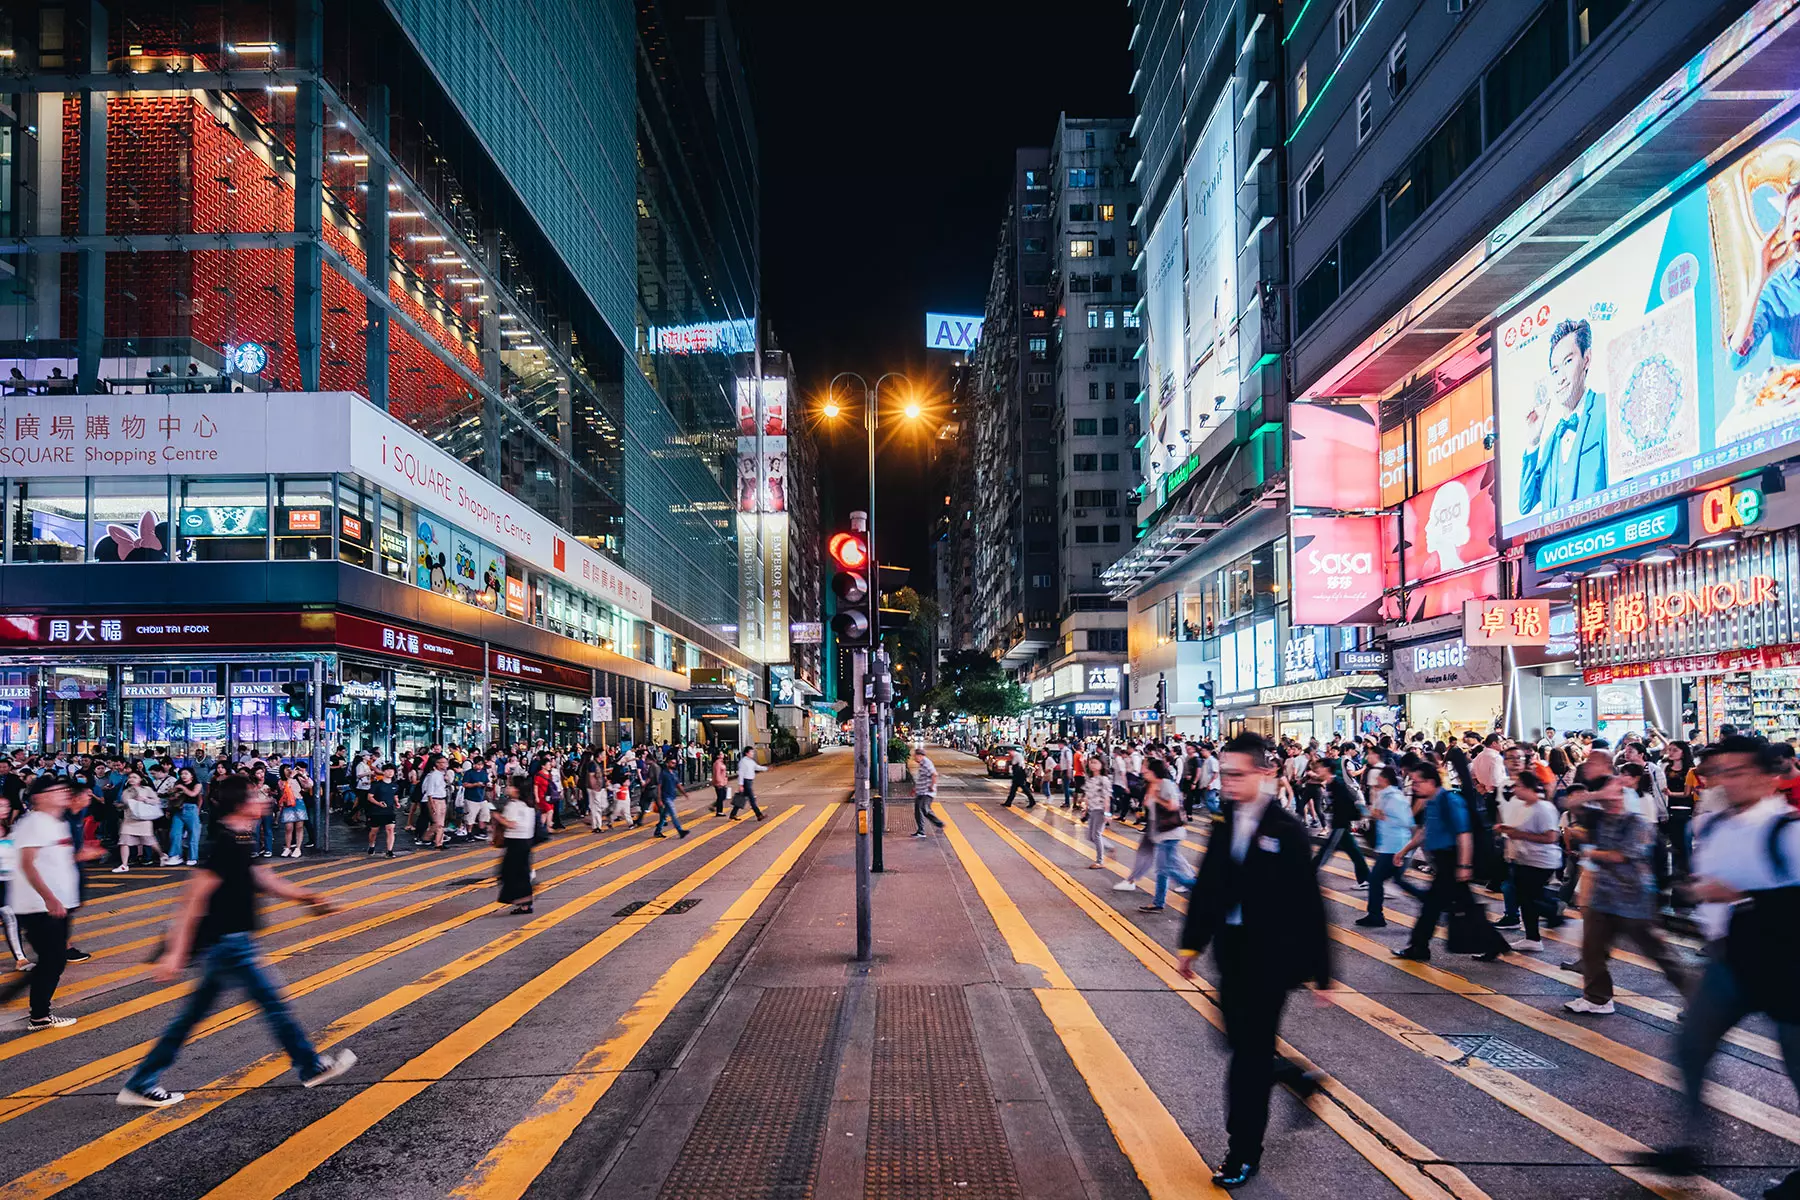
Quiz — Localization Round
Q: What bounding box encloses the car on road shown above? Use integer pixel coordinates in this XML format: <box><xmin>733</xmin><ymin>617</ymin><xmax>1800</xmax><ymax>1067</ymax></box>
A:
<box><xmin>984</xmin><ymin>745</ymin><xmax>1021</xmax><ymax>777</ymax></box>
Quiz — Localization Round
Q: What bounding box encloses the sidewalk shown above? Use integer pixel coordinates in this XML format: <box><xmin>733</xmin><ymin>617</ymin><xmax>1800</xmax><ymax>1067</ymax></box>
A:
<box><xmin>578</xmin><ymin>755</ymin><xmax>1133</xmax><ymax>1200</ymax></box>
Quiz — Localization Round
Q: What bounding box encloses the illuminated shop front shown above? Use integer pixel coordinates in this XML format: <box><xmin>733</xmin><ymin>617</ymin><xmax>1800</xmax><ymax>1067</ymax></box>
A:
<box><xmin>1388</xmin><ymin>632</ymin><xmax>1504</xmax><ymax>742</ymax></box>
<box><xmin>1576</xmin><ymin>525</ymin><xmax>1800</xmax><ymax>745</ymax></box>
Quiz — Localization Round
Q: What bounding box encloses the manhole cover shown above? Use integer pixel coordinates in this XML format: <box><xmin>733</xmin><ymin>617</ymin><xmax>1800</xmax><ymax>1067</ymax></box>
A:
<box><xmin>1443</xmin><ymin>1034</ymin><xmax>1555</xmax><ymax>1070</ymax></box>
<box><xmin>667</xmin><ymin>898</ymin><xmax>701</xmax><ymax>914</ymax></box>
<box><xmin>614</xmin><ymin>901</ymin><xmax>648</xmax><ymax>917</ymax></box>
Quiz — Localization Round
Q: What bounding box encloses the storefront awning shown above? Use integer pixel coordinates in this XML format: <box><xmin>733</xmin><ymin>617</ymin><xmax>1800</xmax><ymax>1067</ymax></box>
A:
<box><xmin>1338</xmin><ymin>687</ymin><xmax>1389</xmax><ymax>707</ymax></box>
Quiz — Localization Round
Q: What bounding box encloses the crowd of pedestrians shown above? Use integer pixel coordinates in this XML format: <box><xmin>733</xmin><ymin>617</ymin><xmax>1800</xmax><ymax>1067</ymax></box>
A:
<box><xmin>970</xmin><ymin>722</ymin><xmax>1800</xmax><ymax>1194</ymax></box>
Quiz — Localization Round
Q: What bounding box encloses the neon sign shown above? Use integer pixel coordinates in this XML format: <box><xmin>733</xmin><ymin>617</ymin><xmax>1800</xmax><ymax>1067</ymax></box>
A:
<box><xmin>1699</xmin><ymin>482</ymin><xmax>1763</xmax><ymax>535</ymax></box>
<box><xmin>1579</xmin><ymin>574</ymin><xmax>1779</xmax><ymax>640</ymax></box>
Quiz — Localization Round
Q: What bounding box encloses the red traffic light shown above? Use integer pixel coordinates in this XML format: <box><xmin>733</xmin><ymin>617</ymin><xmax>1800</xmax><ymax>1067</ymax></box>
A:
<box><xmin>829</xmin><ymin>531</ymin><xmax>869</xmax><ymax>571</ymax></box>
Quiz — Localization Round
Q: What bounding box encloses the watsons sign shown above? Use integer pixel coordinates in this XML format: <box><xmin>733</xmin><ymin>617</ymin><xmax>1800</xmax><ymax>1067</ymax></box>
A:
<box><xmin>1530</xmin><ymin>502</ymin><xmax>1684</xmax><ymax>573</ymax></box>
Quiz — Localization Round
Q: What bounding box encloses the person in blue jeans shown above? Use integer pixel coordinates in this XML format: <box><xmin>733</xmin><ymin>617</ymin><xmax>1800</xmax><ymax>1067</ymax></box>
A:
<box><xmin>1356</xmin><ymin>766</ymin><xmax>1423</xmax><ymax>927</ymax></box>
<box><xmin>163</xmin><ymin>767</ymin><xmax>205</xmax><ymax>866</ymax></box>
<box><xmin>116</xmin><ymin>775</ymin><xmax>356</xmax><ymax>1109</ymax></box>
<box><xmin>247</xmin><ymin>763</ymin><xmax>277</xmax><ymax>857</ymax></box>
<box><xmin>1140</xmin><ymin>758</ymin><xmax>1196</xmax><ymax>912</ymax></box>
<box><xmin>653</xmin><ymin>757</ymin><xmax>689</xmax><ymax>839</ymax></box>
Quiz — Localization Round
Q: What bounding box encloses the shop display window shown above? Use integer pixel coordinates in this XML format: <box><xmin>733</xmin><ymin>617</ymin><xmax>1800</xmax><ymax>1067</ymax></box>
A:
<box><xmin>379</xmin><ymin>499</ymin><xmax>409</xmax><ymax>580</ymax></box>
<box><xmin>178</xmin><ymin>477</ymin><xmax>269</xmax><ymax>561</ymax></box>
<box><xmin>91</xmin><ymin>478</ymin><xmax>171</xmax><ymax>562</ymax></box>
<box><xmin>275</xmin><ymin>477</ymin><xmax>334</xmax><ymax>560</ymax></box>
<box><xmin>337</xmin><ymin>480</ymin><xmax>375</xmax><ymax>570</ymax></box>
<box><xmin>9</xmin><ymin>479</ymin><xmax>87</xmax><ymax>563</ymax></box>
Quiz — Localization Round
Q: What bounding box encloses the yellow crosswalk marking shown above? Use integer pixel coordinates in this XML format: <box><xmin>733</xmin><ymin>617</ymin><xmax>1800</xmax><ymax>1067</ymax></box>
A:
<box><xmin>939</xmin><ymin>805</ymin><xmax>1223</xmax><ymax>1199</ymax></box>
<box><xmin>451</xmin><ymin>803</ymin><xmax>837</xmax><ymax>1200</ymax></box>
<box><xmin>0</xmin><ymin>813</ymin><xmax>750</xmax><ymax>1200</ymax></box>
<box><xmin>193</xmin><ymin>809</ymin><xmax>802</xmax><ymax>1200</ymax></box>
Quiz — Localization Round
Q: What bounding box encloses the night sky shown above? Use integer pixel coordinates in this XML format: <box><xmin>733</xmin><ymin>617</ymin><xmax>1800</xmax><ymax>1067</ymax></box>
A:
<box><xmin>737</xmin><ymin>2</ymin><xmax>1134</xmax><ymax>583</ymax></box>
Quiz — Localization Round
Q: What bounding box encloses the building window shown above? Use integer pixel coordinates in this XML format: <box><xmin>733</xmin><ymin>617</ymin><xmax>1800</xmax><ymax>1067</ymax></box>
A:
<box><xmin>1028</xmin><ymin>370</ymin><xmax>1052</xmax><ymax>388</ymax></box>
<box><xmin>1385</xmin><ymin>88</ymin><xmax>1481</xmax><ymax>243</ymax></box>
<box><xmin>1069</xmin><ymin>168</ymin><xmax>1097</xmax><ymax>188</ymax></box>
<box><xmin>1388</xmin><ymin>33</ymin><xmax>1408</xmax><ymax>96</ymax></box>
<box><xmin>1295</xmin><ymin>61</ymin><xmax>1309</xmax><ymax>114</ymax></box>
<box><xmin>1022</xmin><ymin>237</ymin><xmax>1046</xmax><ymax>253</ymax></box>
<box><xmin>1336</xmin><ymin>0</ymin><xmax>1361</xmax><ymax>53</ymax></box>
<box><xmin>1024</xmin><ymin>169</ymin><xmax>1047</xmax><ymax>190</ymax></box>
<box><xmin>1103</xmin><ymin>309</ymin><xmax>1117</xmax><ymax>328</ymax></box>
<box><xmin>1028</xmin><ymin>336</ymin><xmax>1049</xmax><ymax>359</ymax></box>
<box><xmin>1102</xmin><ymin>417</ymin><xmax>1119</xmax><ymax>435</ymax></box>
<box><xmin>1073</xmin><ymin>418</ymin><xmax>1098</xmax><ymax>435</ymax></box>
<box><xmin>1123</xmin><ymin>310</ymin><xmax>1140</xmax><ymax>328</ymax></box>
<box><xmin>1070</xmin><ymin>238</ymin><xmax>1096</xmax><ymax>258</ymax></box>
<box><xmin>1072</xmin><ymin>454</ymin><xmax>1099</xmax><ymax>472</ymax></box>
<box><xmin>1021</xmin><ymin>204</ymin><xmax>1049</xmax><ymax>221</ymax></box>
<box><xmin>1105</xmin><ymin>382</ymin><xmax>1118</xmax><ymax>399</ymax></box>
<box><xmin>1340</xmin><ymin>198</ymin><xmax>1383</xmax><ymax>290</ymax></box>
<box><xmin>1030</xmin><ymin>573</ymin><xmax>1053</xmax><ymax>588</ymax></box>
<box><xmin>1069</xmin><ymin>202</ymin><xmax>1095</xmax><ymax>221</ymax></box>
<box><xmin>1099</xmin><ymin>203</ymin><xmax>1116</xmax><ymax>222</ymax></box>
<box><xmin>1296</xmin><ymin>153</ymin><xmax>1325</xmax><ymax>221</ymax></box>
<box><xmin>1120</xmin><ymin>273</ymin><xmax>1137</xmax><ymax>295</ymax></box>
<box><xmin>1103</xmin><ymin>525</ymin><xmax>1121</xmax><ymax>543</ymax></box>
<box><xmin>1084</xmin><ymin>130</ymin><xmax>1096</xmax><ymax>148</ymax></box>
<box><xmin>1098</xmin><ymin>238</ymin><xmax>1115</xmax><ymax>256</ymax></box>
<box><xmin>1069</xmin><ymin>275</ymin><xmax>1092</xmax><ymax>292</ymax></box>
<box><xmin>1030</xmin><ymin>305</ymin><xmax>1047</xmax><ymax>319</ymax></box>
<box><xmin>1088</xmin><ymin>381</ymin><xmax>1100</xmax><ymax>399</ymax></box>
<box><xmin>1100</xmin><ymin>453</ymin><xmax>1120</xmax><ymax>471</ymax></box>
<box><xmin>1087</xmin><ymin>309</ymin><xmax>1100</xmax><ymax>328</ymax></box>
<box><xmin>1486</xmin><ymin>2</ymin><xmax>1572</xmax><ymax>144</ymax></box>
<box><xmin>1075</xmin><ymin>525</ymin><xmax>1099</xmax><ymax>544</ymax></box>
<box><xmin>1295</xmin><ymin>248</ymin><xmax>1341</xmax><ymax>335</ymax></box>
<box><xmin>1578</xmin><ymin>0</ymin><xmax>1632</xmax><ymax>48</ymax></box>
<box><xmin>1356</xmin><ymin>84</ymin><xmax>1373</xmax><ymax>143</ymax></box>
<box><xmin>1087</xmin><ymin>347</ymin><xmax>1118</xmax><ymax>365</ymax></box>
<box><xmin>1027</xmin><ymin>473</ymin><xmax>1050</xmax><ymax>486</ymax></box>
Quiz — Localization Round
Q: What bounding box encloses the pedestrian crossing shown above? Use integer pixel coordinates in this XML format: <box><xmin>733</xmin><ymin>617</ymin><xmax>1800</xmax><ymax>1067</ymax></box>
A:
<box><xmin>951</xmin><ymin>772</ymin><xmax>1798</xmax><ymax>1200</ymax></box>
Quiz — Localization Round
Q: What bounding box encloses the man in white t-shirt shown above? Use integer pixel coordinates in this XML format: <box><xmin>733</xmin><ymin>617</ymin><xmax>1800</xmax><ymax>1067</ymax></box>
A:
<box><xmin>0</xmin><ymin>777</ymin><xmax>99</xmax><ymax>1029</ymax></box>
<box><xmin>420</xmin><ymin>755</ymin><xmax>450</xmax><ymax>850</ymax></box>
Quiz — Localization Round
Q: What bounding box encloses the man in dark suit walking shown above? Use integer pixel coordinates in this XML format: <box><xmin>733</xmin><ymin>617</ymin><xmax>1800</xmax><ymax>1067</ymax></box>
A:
<box><xmin>1177</xmin><ymin>731</ymin><xmax>1332</xmax><ymax>1188</ymax></box>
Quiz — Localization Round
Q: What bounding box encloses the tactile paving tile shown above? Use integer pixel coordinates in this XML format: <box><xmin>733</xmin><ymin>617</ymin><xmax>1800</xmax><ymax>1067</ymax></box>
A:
<box><xmin>866</xmin><ymin>985</ymin><xmax>1024</xmax><ymax>1199</ymax></box>
<box><xmin>658</xmin><ymin>986</ymin><xmax>845</xmax><ymax>1200</ymax></box>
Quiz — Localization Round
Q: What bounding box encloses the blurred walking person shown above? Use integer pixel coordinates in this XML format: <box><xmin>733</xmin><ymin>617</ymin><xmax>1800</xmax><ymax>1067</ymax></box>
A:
<box><xmin>495</xmin><ymin>779</ymin><xmax>536</xmax><ymax>915</ymax></box>
<box><xmin>911</xmin><ymin>746</ymin><xmax>944</xmax><ymax>837</ymax></box>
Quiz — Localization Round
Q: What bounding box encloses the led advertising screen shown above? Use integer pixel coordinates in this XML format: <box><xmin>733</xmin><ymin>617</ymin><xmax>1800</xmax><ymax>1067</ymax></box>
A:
<box><xmin>1416</xmin><ymin>373</ymin><xmax>1495</xmax><ymax>493</ymax></box>
<box><xmin>1290</xmin><ymin>402</ymin><xmax>1380</xmax><ymax>510</ymax></box>
<box><xmin>1289</xmin><ymin>515</ymin><xmax>1391</xmax><ymax>625</ymax></box>
<box><xmin>1398</xmin><ymin>460</ymin><xmax>1498</xmax><ymax>584</ymax></box>
<box><xmin>1186</xmin><ymin>81</ymin><xmax>1239</xmax><ymax>416</ymax></box>
<box><xmin>925</xmin><ymin>313</ymin><xmax>983</xmax><ymax>351</ymax></box>
<box><xmin>1141</xmin><ymin>202</ymin><xmax>1186</xmax><ymax>508</ymax></box>
<box><xmin>1383</xmin><ymin>561</ymin><xmax>1501</xmax><ymax>623</ymax></box>
<box><xmin>1496</xmin><ymin>114</ymin><xmax>1800</xmax><ymax>541</ymax></box>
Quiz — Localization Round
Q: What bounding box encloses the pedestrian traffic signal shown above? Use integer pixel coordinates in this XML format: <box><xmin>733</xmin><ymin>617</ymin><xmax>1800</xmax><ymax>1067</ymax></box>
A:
<box><xmin>279</xmin><ymin>682</ymin><xmax>310</xmax><ymax>720</ymax></box>
<box><xmin>830</xmin><ymin>528</ymin><xmax>873</xmax><ymax>647</ymax></box>
<box><xmin>320</xmin><ymin>683</ymin><xmax>343</xmax><ymax>707</ymax></box>
<box><xmin>1199</xmin><ymin>679</ymin><xmax>1215</xmax><ymax>708</ymax></box>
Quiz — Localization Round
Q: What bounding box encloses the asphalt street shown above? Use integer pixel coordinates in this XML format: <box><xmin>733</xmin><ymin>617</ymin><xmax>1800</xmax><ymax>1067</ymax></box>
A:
<box><xmin>1</xmin><ymin>747</ymin><xmax>1795</xmax><ymax>1199</ymax></box>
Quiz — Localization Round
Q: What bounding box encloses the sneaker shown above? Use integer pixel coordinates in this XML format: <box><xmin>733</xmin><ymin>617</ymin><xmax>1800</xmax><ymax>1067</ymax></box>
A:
<box><xmin>1391</xmin><ymin>947</ymin><xmax>1430</xmax><ymax>962</ymax></box>
<box><xmin>367</xmin><ymin>846</ymin><xmax>376</xmax><ymax>855</ymax></box>
<box><xmin>386</xmin><ymin>850</ymin><xmax>395</xmax><ymax>858</ymax></box>
<box><xmin>301</xmin><ymin>1049</ymin><xmax>357</xmax><ymax>1088</ymax></box>
<box><xmin>63</xmin><ymin>948</ymin><xmax>92</xmax><ymax>963</ymax></box>
<box><xmin>1510</xmin><ymin>938</ymin><xmax>1544</xmax><ymax>953</ymax></box>
<box><xmin>911</xmin><ymin>832</ymin><xmax>928</xmax><ymax>838</ymax></box>
<box><xmin>1558</xmin><ymin>959</ymin><xmax>1580</xmax><ymax>971</ymax></box>
<box><xmin>1354</xmin><ymin>915</ymin><xmax>1388</xmax><ymax>928</ymax></box>
<box><xmin>161</xmin><ymin>855</ymin><xmax>181</xmax><ymax>867</ymax></box>
<box><xmin>677</xmin><ymin>828</ymin><xmax>689</xmax><ymax>838</ymax></box>
<box><xmin>117</xmin><ymin>1084</ymin><xmax>185</xmax><ymax>1108</ymax></box>
<box><xmin>111</xmin><ymin>864</ymin><xmax>129</xmax><ymax>874</ymax></box>
<box><xmin>1212</xmin><ymin>1159</ymin><xmax>1260</xmax><ymax>1189</ymax></box>
<box><xmin>1111</xmin><ymin>880</ymin><xmax>1137</xmax><ymax>892</ymax></box>
<box><xmin>1564</xmin><ymin>997</ymin><xmax>1615</xmax><ymax>1015</ymax></box>
<box><xmin>1138</xmin><ymin>904</ymin><xmax>1165</xmax><ymax>913</ymax></box>
<box><xmin>27</xmin><ymin>1013</ymin><xmax>76</xmax><ymax>1030</ymax></box>
<box><xmin>1352</xmin><ymin>881</ymin><xmax>1369</xmax><ymax>890</ymax></box>
<box><xmin>1494</xmin><ymin>918</ymin><xmax>1523</xmax><ymax>930</ymax></box>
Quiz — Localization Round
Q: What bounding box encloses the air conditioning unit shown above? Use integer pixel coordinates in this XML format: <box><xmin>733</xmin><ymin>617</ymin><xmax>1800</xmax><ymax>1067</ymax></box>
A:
<box><xmin>1106</xmin><ymin>507</ymin><xmax>1121</xmax><ymax>517</ymax></box>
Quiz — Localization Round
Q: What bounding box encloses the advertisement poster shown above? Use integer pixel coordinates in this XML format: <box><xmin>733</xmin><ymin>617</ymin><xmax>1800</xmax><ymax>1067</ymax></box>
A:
<box><xmin>1416</xmin><ymin>373</ymin><xmax>1495</xmax><ymax>492</ymax></box>
<box><xmin>1547</xmin><ymin>694</ymin><xmax>1594</xmax><ymax>733</ymax></box>
<box><xmin>1142</xmin><ymin>203</ymin><xmax>1186</xmax><ymax>508</ymax></box>
<box><xmin>1290</xmin><ymin>402</ymin><xmax>1380</xmax><ymax>510</ymax></box>
<box><xmin>1185</xmin><ymin>81</ymin><xmax>1238</xmax><ymax>408</ymax></box>
<box><xmin>1398</xmin><ymin>460</ymin><xmax>1498</xmax><ymax>583</ymax></box>
<box><xmin>762</xmin><ymin>513</ymin><xmax>789</xmax><ymax>664</ymax></box>
<box><xmin>415</xmin><ymin>515</ymin><xmax>449</xmax><ymax>594</ymax></box>
<box><xmin>1289</xmin><ymin>515</ymin><xmax>1391</xmax><ymax>625</ymax></box>
<box><xmin>1380</xmin><ymin>423</ymin><xmax>1412</xmax><ymax>507</ymax></box>
<box><xmin>93</xmin><ymin>508</ymin><xmax>168</xmax><ymax>562</ymax></box>
<box><xmin>1497</xmin><ymin>113</ymin><xmax>1800</xmax><ymax>540</ymax></box>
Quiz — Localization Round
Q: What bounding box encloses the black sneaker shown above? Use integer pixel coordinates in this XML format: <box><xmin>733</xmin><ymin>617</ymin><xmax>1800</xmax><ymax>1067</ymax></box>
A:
<box><xmin>63</xmin><ymin>948</ymin><xmax>93</xmax><ymax>964</ymax></box>
<box><xmin>385</xmin><ymin>850</ymin><xmax>395</xmax><ymax>858</ymax></box>
<box><xmin>117</xmin><ymin>1084</ymin><xmax>185</xmax><ymax>1108</ymax></box>
<box><xmin>1391</xmin><ymin>947</ymin><xmax>1430</xmax><ymax>962</ymax></box>
<box><xmin>27</xmin><ymin>1013</ymin><xmax>76</xmax><ymax>1030</ymax></box>
<box><xmin>1354</xmin><ymin>915</ymin><xmax>1388</xmax><ymax>927</ymax></box>
<box><xmin>1494</xmin><ymin>918</ymin><xmax>1523</xmax><ymax>930</ymax></box>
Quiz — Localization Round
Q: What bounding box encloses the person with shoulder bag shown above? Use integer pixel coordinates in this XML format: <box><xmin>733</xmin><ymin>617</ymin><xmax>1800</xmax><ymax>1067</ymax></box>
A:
<box><xmin>114</xmin><ymin>771</ymin><xmax>164</xmax><ymax>872</ymax></box>
<box><xmin>1139</xmin><ymin>758</ymin><xmax>1196</xmax><ymax>913</ymax></box>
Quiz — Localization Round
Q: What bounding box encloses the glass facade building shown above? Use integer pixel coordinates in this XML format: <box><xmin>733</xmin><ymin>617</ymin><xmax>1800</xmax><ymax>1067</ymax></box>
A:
<box><xmin>0</xmin><ymin>0</ymin><xmax>771</xmax><ymax>756</ymax></box>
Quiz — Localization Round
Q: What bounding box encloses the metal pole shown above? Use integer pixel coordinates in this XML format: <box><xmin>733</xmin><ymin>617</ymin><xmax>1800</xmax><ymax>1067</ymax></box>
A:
<box><xmin>311</xmin><ymin>657</ymin><xmax>328</xmax><ymax>853</ymax></box>
<box><xmin>873</xmin><ymin>644</ymin><xmax>889</xmax><ymax>872</ymax></box>
<box><xmin>853</xmin><ymin>646</ymin><xmax>872</xmax><ymax>962</ymax></box>
<box><xmin>866</xmin><ymin>382</ymin><xmax>887</xmax><ymax>872</ymax></box>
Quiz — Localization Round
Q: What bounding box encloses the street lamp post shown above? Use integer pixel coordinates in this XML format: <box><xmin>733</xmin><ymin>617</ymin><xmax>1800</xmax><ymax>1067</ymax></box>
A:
<box><xmin>827</xmin><ymin>371</ymin><xmax>915</xmax><ymax>877</ymax></box>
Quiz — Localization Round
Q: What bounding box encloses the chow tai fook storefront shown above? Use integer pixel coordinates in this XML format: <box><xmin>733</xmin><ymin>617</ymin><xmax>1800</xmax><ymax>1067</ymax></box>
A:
<box><xmin>0</xmin><ymin>609</ymin><xmax>604</xmax><ymax>759</ymax></box>
<box><xmin>1575</xmin><ymin>526</ymin><xmax>1800</xmax><ymax>745</ymax></box>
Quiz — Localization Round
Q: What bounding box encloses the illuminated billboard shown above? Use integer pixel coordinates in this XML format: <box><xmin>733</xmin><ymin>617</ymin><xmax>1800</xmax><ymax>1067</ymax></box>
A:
<box><xmin>1290</xmin><ymin>402</ymin><xmax>1380</xmax><ymax>510</ymax></box>
<box><xmin>1186</xmin><ymin>81</ymin><xmax>1239</xmax><ymax>419</ymax></box>
<box><xmin>1141</xmin><ymin>201</ymin><xmax>1186</xmax><ymax>508</ymax></box>
<box><xmin>1416</xmin><ymin>374</ymin><xmax>1495</xmax><ymax>492</ymax></box>
<box><xmin>925</xmin><ymin>313</ymin><xmax>983</xmax><ymax>351</ymax></box>
<box><xmin>1398</xmin><ymin>460</ymin><xmax>1498</xmax><ymax>584</ymax></box>
<box><xmin>1289</xmin><ymin>515</ymin><xmax>1392</xmax><ymax>625</ymax></box>
<box><xmin>1496</xmin><ymin>113</ymin><xmax>1800</xmax><ymax>541</ymax></box>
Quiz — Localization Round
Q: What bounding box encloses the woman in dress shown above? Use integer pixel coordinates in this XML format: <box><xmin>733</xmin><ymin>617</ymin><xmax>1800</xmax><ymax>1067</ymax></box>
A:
<box><xmin>114</xmin><ymin>771</ymin><xmax>163</xmax><ymax>872</ymax></box>
<box><xmin>495</xmin><ymin>779</ymin><xmax>536</xmax><ymax>914</ymax></box>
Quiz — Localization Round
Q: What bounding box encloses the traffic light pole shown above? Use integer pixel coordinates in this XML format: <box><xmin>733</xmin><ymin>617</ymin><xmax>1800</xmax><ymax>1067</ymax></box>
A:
<box><xmin>852</xmin><ymin>646</ymin><xmax>872</xmax><ymax>962</ymax></box>
<box><xmin>872</xmin><ymin>645</ymin><xmax>889</xmax><ymax>873</ymax></box>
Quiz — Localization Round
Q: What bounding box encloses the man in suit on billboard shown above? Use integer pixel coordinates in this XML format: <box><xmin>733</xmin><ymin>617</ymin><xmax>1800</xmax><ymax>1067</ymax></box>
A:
<box><xmin>1519</xmin><ymin>318</ymin><xmax>1608</xmax><ymax>514</ymax></box>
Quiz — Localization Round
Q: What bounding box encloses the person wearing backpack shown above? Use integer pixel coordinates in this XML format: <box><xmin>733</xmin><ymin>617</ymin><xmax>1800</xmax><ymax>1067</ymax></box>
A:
<box><xmin>1393</xmin><ymin>762</ymin><xmax>1508</xmax><ymax>962</ymax></box>
<box><xmin>1636</xmin><ymin>736</ymin><xmax>1800</xmax><ymax>1193</ymax></box>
